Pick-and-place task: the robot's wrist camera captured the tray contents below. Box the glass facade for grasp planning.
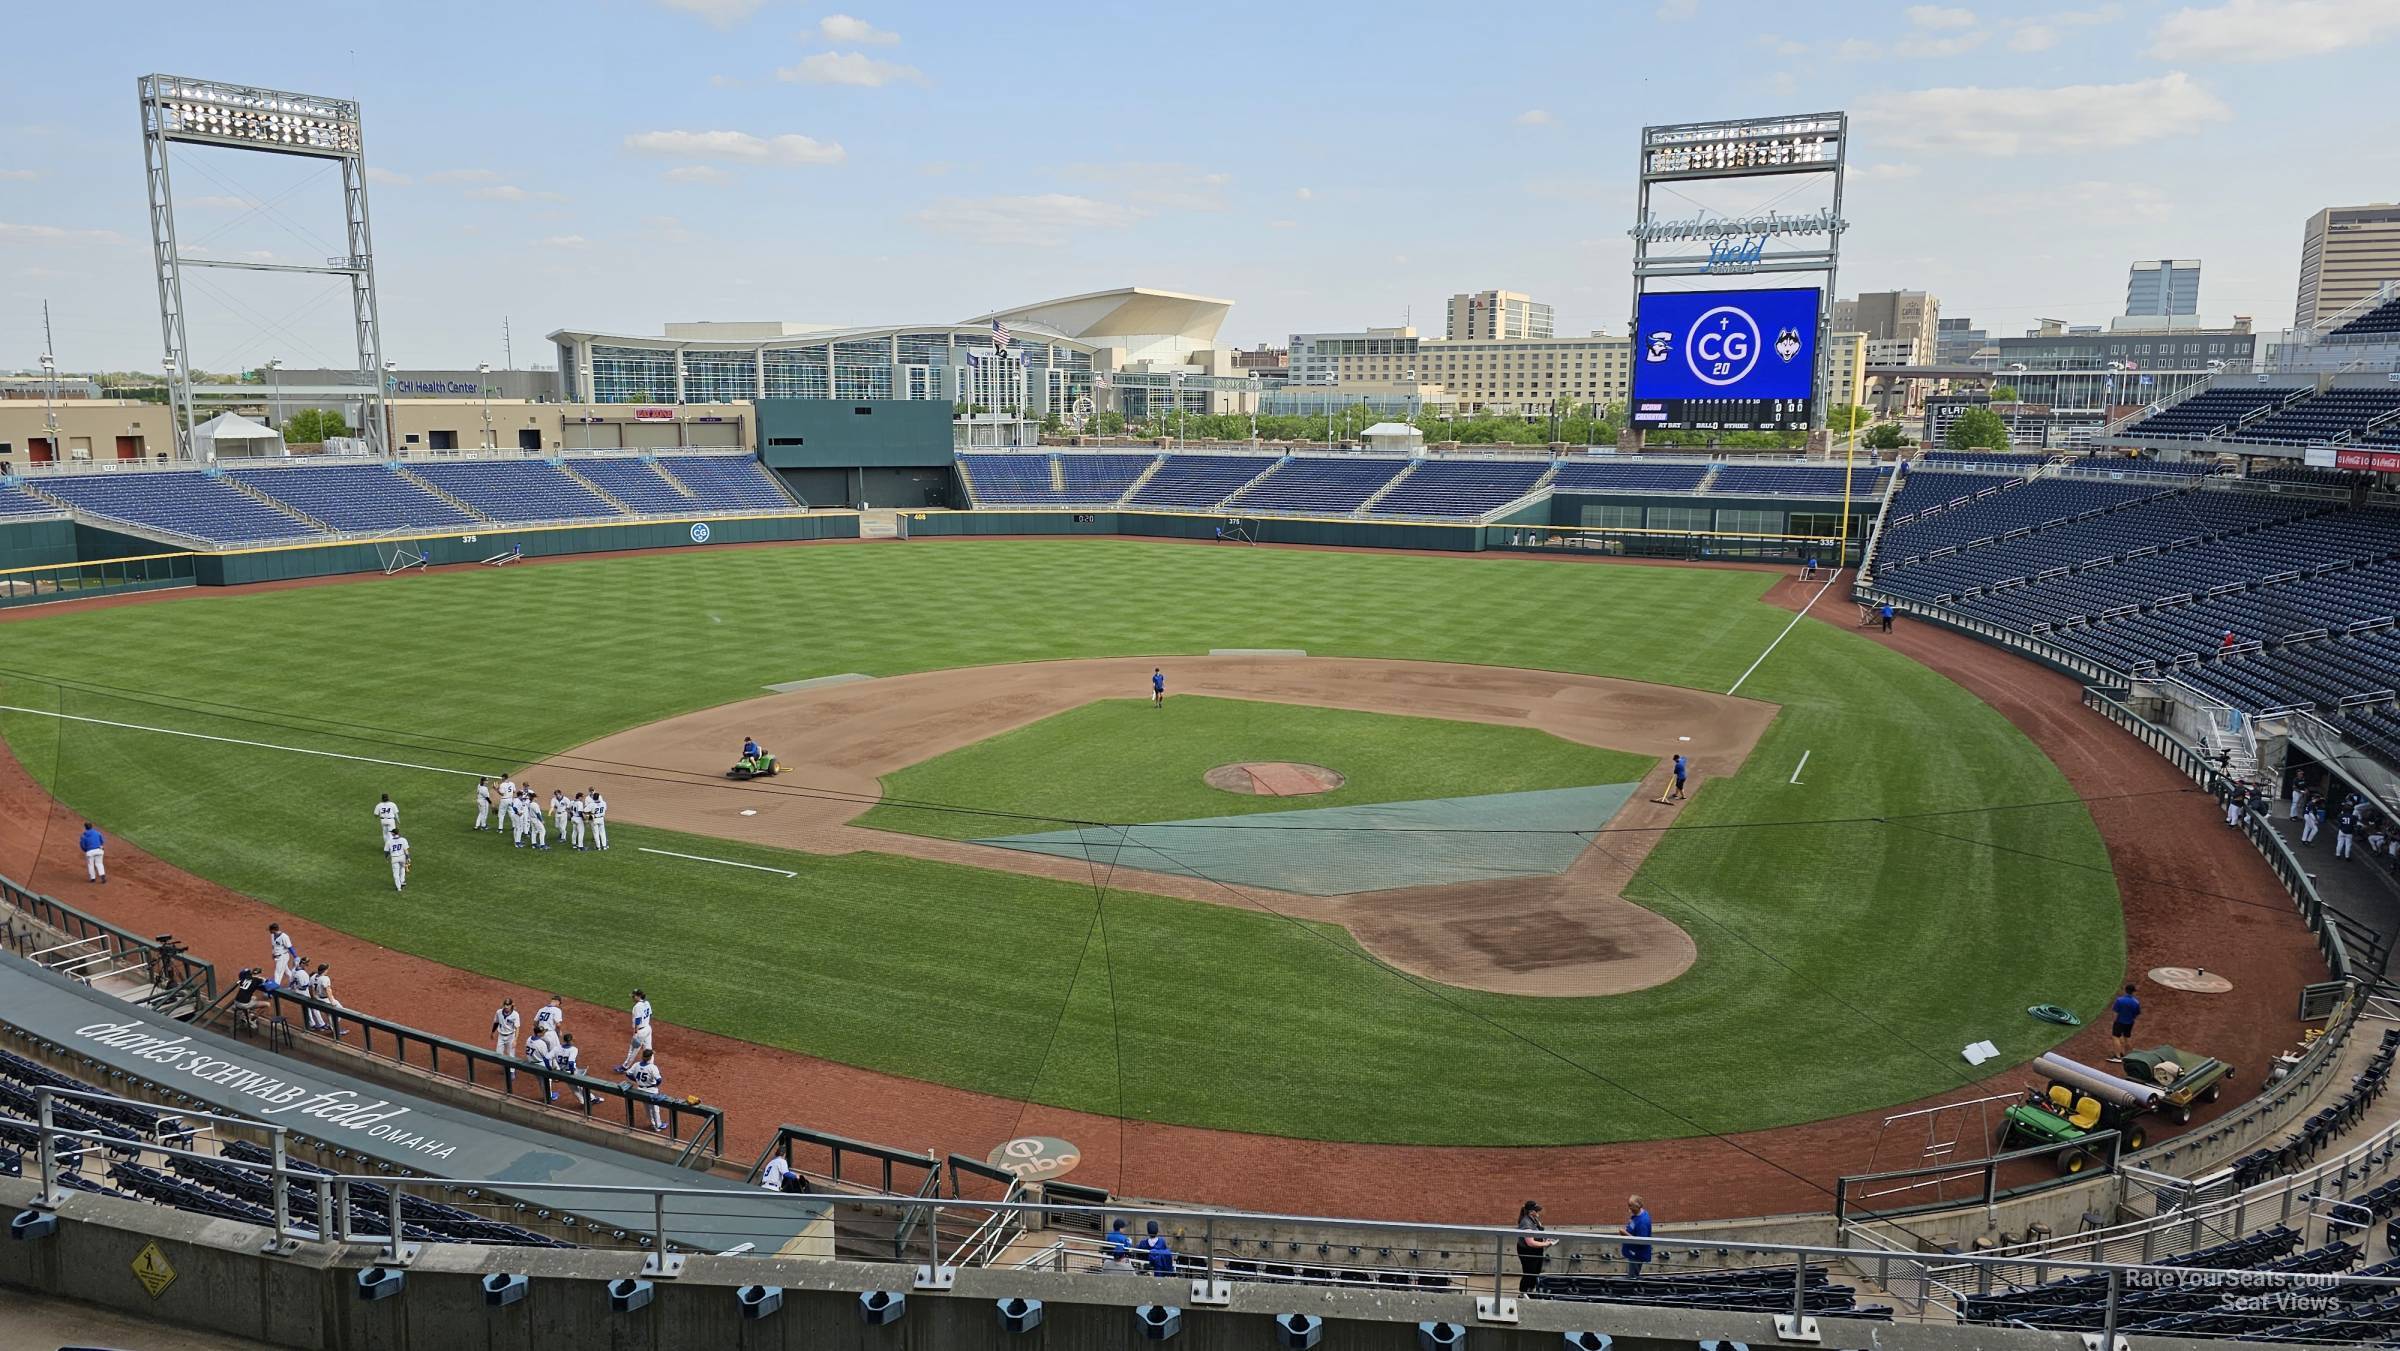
[764,347,830,399]
[683,350,759,403]
[833,340,895,400]
[590,345,679,404]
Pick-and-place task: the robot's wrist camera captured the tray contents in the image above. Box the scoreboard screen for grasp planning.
[1630,287,1821,432]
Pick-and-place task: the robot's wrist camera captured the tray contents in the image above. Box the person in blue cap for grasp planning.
[79,822,106,884]
[1140,1220,1175,1275]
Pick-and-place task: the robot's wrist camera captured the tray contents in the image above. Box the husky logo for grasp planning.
[1645,331,1673,363]
[1774,328,1802,363]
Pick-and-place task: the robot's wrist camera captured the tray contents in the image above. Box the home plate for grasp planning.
[2148,966,2232,993]
[740,809,759,817]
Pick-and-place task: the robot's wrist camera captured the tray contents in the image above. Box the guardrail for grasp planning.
[214,983,724,1160]
[24,1083,2400,1346]
[0,872,215,1007]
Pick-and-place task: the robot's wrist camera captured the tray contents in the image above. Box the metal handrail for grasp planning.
[0,873,215,1003]
[208,984,724,1158]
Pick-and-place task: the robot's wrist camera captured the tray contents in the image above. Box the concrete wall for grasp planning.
[1,1176,2154,1351]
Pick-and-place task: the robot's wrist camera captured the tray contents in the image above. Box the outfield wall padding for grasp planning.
[895,510,1491,551]
[0,517,75,571]
[197,513,858,587]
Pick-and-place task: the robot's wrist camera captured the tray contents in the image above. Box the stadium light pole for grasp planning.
[263,359,282,433]
[478,361,494,451]
[39,351,60,467]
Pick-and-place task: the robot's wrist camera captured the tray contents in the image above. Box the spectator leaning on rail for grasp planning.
[1138,1220,1176,1276]
[1514,1200,1556,1292]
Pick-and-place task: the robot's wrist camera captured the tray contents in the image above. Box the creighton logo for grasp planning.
[1775,328,1802,363]
[1644,331,1673,363]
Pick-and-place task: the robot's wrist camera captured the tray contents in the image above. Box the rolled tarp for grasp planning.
[2036,1053,2164,1109]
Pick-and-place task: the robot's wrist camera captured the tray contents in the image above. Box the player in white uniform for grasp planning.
[625,1049,667,1131]
[267,923,295,988]
[373,793,399,850]
[491,997,522,1057]
[524,1023,559,1072]
[619,990,654,1072]
[497,778,519,840]
[309,962,342,1034]
[527,791,549,850]
[385,833,411,892]
[569,792,590,851]
[587,789,609,850]
[550,790,569,846]
[474,777,493,831]
[551,1033,589,1104]
[532,995,564,1046]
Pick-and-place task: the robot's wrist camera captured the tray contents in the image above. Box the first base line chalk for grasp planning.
[1789,749,1811,785]
[636,847,797,878]
[0,705,483,777]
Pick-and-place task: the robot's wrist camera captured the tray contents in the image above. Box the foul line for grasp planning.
[1726,568,1842,697]
[1789,749,1811,785]
[0,704,483,778]
[636,847,797,878]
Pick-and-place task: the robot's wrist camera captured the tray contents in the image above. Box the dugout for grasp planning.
[756,399,957,510]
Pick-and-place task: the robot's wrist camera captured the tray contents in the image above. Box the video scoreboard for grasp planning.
[1627,287,1822,433]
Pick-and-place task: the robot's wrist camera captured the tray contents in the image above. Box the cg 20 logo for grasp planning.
[1685,306,1764,387]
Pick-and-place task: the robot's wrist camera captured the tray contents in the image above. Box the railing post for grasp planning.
[1791,1250,1809,1322]
[1204,1217,1216,1283]
[1493,1232,1506,1303]
[385,1183,405,1263]
[2101,1267,2123,1348]
[927,1202,943,1271]
[34,1087,60,1206]
[653,1189,669,1256]
[268,1127,291,1247]
[313,1176,333,1244]
[334,1178,353,1243]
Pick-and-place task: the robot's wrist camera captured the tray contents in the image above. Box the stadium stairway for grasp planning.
[1218,457,1293,511]
[557,461,634,515]
[951,456,981,503]
[1118,454,1168,504]
[1355,460,1420,515]
[223,476,332,535]
[390,464,495,524]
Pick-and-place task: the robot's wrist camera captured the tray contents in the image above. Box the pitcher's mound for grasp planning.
[1205,762,1346,797]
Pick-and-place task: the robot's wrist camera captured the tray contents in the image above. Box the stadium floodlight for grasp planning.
[139,74,390,460]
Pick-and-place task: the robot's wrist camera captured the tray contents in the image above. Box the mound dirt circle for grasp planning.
[1204,761,1347,796]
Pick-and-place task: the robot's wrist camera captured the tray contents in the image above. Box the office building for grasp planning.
[1977,323,2256,414]
[1287,328,1419,386]
[1299,329,1865,420]
[1848,290,1941,363]
[2296,204,2400,329]
[1445,290,1553,341]
[2125,260,2201,318]
[1935,318,1988,364]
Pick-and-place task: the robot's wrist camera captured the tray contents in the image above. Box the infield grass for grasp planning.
[0,539,2125,1145]
[859,695,1655,840]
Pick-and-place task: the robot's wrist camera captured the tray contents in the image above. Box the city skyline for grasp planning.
[3,0,2398,373]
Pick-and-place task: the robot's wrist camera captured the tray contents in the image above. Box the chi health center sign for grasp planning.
[73,1019,460,1160]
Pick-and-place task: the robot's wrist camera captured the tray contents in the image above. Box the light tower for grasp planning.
[138,74,392,459]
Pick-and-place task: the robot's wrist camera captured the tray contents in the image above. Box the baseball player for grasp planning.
[524,1020,560,1074]
[550,790,569,847]
[385,831,411,892]
[492,997,522,1058]
[569,792,590,851]
[533,994,565,1046]
[267,923,295,988]
[625,1049,667,1131]
[78,822,105,883]
[587,789,609,851]
[373,793,399,849]
[527,790,550,851]
[308,962,342,1034]
[552,1032,588,1104]
[619,989,654,1072]
[508,786,529,847]
[474,777,492,831]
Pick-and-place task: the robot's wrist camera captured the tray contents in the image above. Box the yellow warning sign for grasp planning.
[131,1241,177,1298]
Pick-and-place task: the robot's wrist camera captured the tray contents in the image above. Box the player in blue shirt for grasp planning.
[1667,754,1689,803]
[78,822,106,884]
[1151,668,1166,709]
[1103,1217,1131,1268]
[1621,1196,1654,1276]
[2109,983,2142,1062]
[1139,1220,1175,1275]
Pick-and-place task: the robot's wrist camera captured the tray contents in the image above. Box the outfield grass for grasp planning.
[860,695,1656,840]
[0,540,2125,1145]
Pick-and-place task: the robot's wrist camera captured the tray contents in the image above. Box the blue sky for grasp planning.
[3,0,2398,373]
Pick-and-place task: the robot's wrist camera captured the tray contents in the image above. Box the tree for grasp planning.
[1862,421,1908,451]
[1826,404,1872,437]
[1989,384,2020,403]
[281,408,350,444]
[1945,406,2011,452]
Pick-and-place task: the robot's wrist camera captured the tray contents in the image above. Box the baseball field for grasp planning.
[0,537,2125,1147]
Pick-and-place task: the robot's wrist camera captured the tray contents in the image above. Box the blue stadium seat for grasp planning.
[407,460,622,523]
[34,469,324,544]
[1124,454,1279,509]
[229,462,477,533]
[1370,459,1550,517]
[1223,457,1409,515]
[654,455,801,512]
[958,453,1154,506]
[1550,460,1711,493]
[567,458,696,514]
[0,481,65,519]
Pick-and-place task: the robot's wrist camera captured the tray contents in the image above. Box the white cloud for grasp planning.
[1907,4,1979,28]
[819,13,900,44]
[539,234,591,247]
[0,221,125,244]
[1268,219,1298,229]
[1062,162,1231,212]
[775,51,926,87]
[1391,253,1410,265]
[1655,0,1698,19]
[2046,180,2174,225]
[1514,109,1554,127]
[654,0,764,27]
[424,168,500,184]
[1834,37,1883,59]
[467,184,567,203]
[707,74,742,89]
[1894,29,1988,55]
[642,215,699,244]
[912,193,1143,246]
[2009,23,2060,50]
[1294,187,1313,200]
[1768,71,1799,96]
[2150,0,2400,62]
[623,129,846,166]
[1857,72,2229,155]
[664,164,732,183]
[183,194,254,210]
[1851,162,1923,181]
[364,167,411,186]
[1755,33,1809,56]
[0,168,37,181]
[919,161,956,176]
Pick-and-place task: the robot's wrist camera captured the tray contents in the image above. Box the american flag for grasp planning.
[991,318,1012,353]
